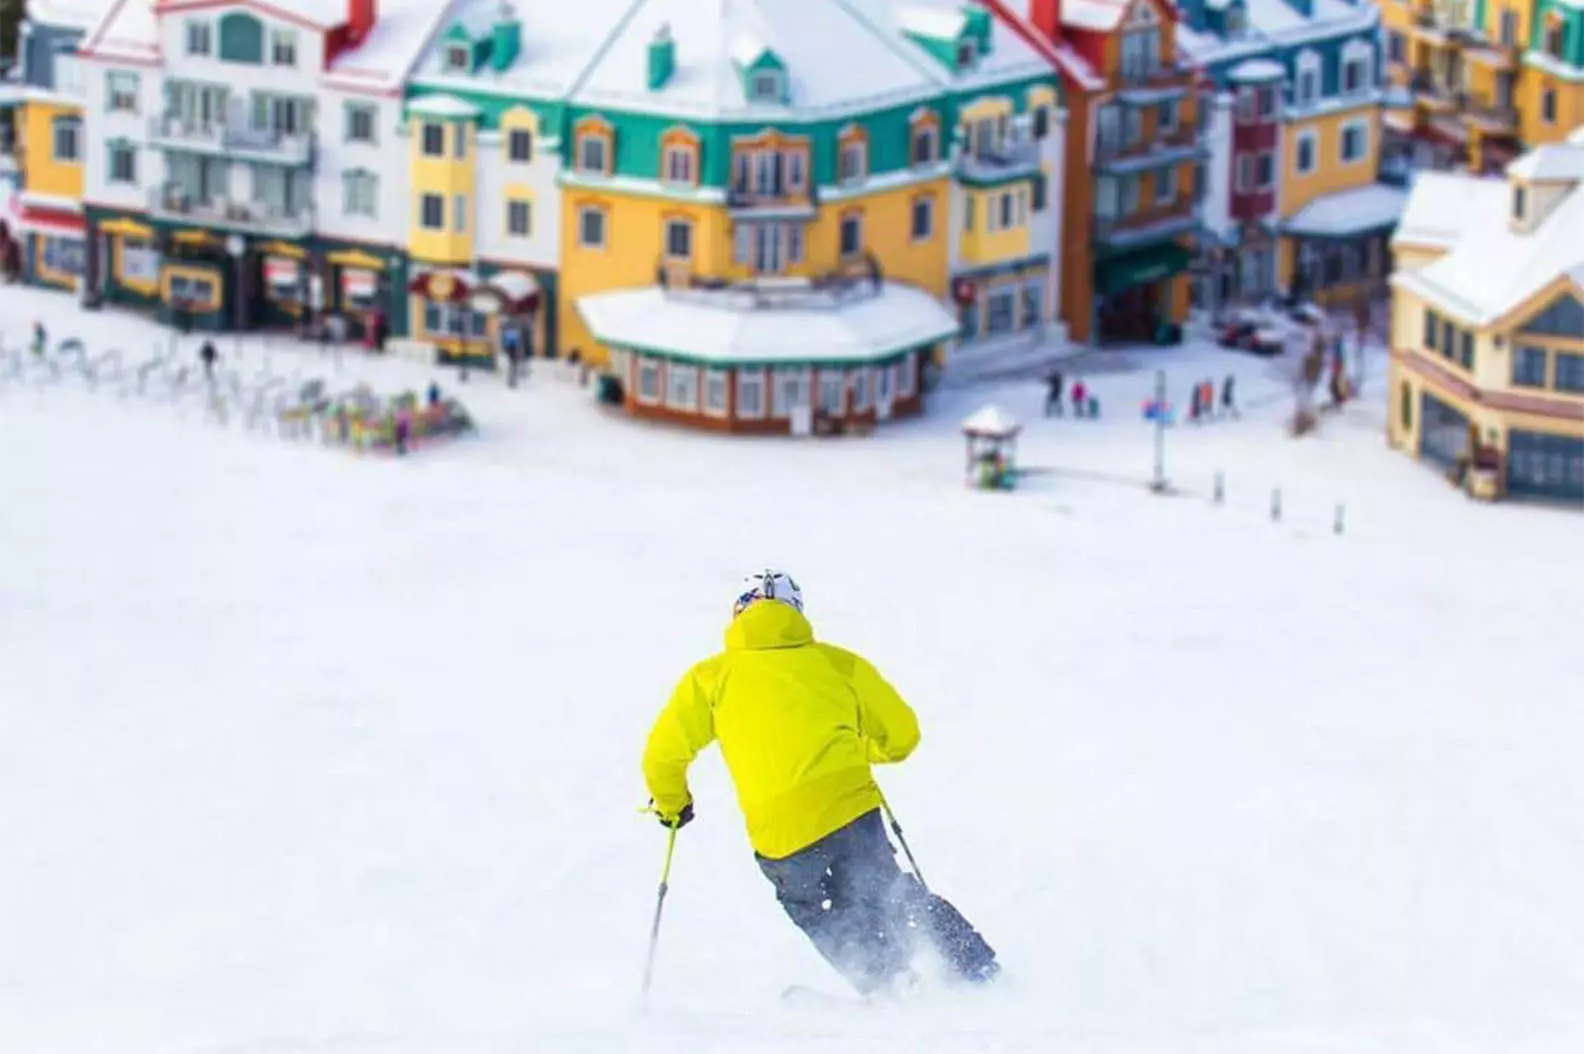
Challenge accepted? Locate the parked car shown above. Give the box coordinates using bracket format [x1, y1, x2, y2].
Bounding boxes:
[1215, 309, 1289, 356]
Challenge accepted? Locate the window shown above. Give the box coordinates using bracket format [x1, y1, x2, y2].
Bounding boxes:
[445, 43, 471, 73]
[186, 19, 213, 55]
[787, 223, 804, 263]
[1256, 85, 1276, 118]
[662, 144, 695, 184]
[1343, 57, 1368, 93]
[1555, 352, 1584, 392]
[452, 194, 467, 233]
[1545, 24, 1564, 59]
[839, 139, 867, 184]
[1459, 330, 1474, 370]
[1387, 31, 1405, 63]
[1032, 104, 1051, 140]
[787, 151, 807, 190]
[1425, 310, 1441, 351]
[773, 368, 808, 417]
[1514, 345, 1548, 388]
[910, 196, 933, 241]
[986, 287, 1016, 335]
[911, 125, 937, 166]
[1155, 165, 1176, 203]
[750, 70, 783, 102]
[453, 124, 467, 160]
[1121, 173, 1140, 213]
[119, 239, 159, 285]
[578, 205, 607, 248]
[637, 358, 661, 403]
[252, 93, 314, 136]
[346, 103, 377, 144]
[1032, 173, 1048, 212]
[839, 212, 862, 258]
[850, 368, 871, 412]
[818, 371, 845, 415]
[1513, 186, 1526, 219]
[897, 354, 916, 398]
[1236, 154, 1252, 192]
[168, 272, 214, 304]
[1256, 151, 1274, 188]
[664, 218, 692, 259]
[998, 190, 1014, 229]
[419, 193, 444, 230]
[704, 371, 729, 416]
[421, 122, 445, 157]
[51, 117, 80, 162]
[1236, 87, 1254, 122]
[508, 128, 533, 163]
[957, 40, 977, 68]
[507, 199, 531, 237]
[107, 72, 139, 113]
[1296, 132, 1316, 175]
[1022, 279, 1043, 328]
[270, 30, 296, 67]
[577, 133, 609, 174]
[343, 169, 377, 217]
[736, 371, 765, 418]
[666, 364, 699, 410]
[1157, 100, 1178, 135]
[963, 196, 975, 230]
[1340, 122, 1366, 163]
[1542, 88, 1557, 124]
[1519, 294, 1584, 336]
[1399, 383, 1412, 432]
[1500, 10, 1518, 45]
[107, 141, 137, 183]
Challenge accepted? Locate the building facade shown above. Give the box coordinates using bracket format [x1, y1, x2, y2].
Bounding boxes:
[396, 0, 1065, 405]
[997, 0, 1205, 345]
[1, 1, 104, 293]
[1387, 136, 1584, 504]
[72, 0, 450, 334]
[1381, 0, 1584, 175]
[1179, 0, 1404, 311]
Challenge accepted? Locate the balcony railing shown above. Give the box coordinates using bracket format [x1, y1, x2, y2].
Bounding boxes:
[148, 114, 315, 168]
[1463, 99, 1519, 133]
[1092, 198, 1199, 248]
[148, 184, 315, 238]
[1094, 125, 1203, 168]
[726, 181, 818, 212]
[1117, 60, 1192, 90]
[954, 137, 1041, 183]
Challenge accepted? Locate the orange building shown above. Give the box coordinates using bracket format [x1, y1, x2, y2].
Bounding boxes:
[990, 0, 1204, 345]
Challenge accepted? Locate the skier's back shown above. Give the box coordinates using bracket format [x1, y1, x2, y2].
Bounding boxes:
[643, 571, 997, 994]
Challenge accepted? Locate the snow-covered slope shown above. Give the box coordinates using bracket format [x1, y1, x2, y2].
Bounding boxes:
[2, 289, 1582, 1053]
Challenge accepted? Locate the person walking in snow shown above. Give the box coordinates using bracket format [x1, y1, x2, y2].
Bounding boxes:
[1188, 381, 1203, 423]
[1070, 379, 1088, 419]
[1044, 371, 1064, 417]
[30, 320, 46, 358]
[1221, 373, 1238, 419]
[643, 571, 998, 996]
[198, 339, 217, 382]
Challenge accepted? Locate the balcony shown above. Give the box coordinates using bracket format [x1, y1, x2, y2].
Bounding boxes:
[147, 184, 315, 239]
[1409, 69, 1463, 112]
[1093, 127, 1206, 175]
[955, 137, 1041, 187]
[725, 181, 818, 218]
[147, 114, 315, 169]
[1092, 200, 1199, 251]
[1116, 61, 1194, 104]
[1463, 99, 1519, 135]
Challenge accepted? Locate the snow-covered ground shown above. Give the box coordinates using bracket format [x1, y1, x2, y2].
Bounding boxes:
[3, 286, 1582, 1054]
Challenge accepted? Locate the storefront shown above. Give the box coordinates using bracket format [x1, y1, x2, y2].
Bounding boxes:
[1093, 241, 1190, 343]
[1507, 429, 1584, 503]
[258, 242, 315, 327]
[90, 214, 162, 309]
[408, 269, 493, 365]
[156, 230, 230, 331]
[1418, 389, 1470, 471]
[577, 280, 959, 435]
[1280, 184, 1407, 307]
[951, 257, 1051, 346]
[17, 202, 86, 292]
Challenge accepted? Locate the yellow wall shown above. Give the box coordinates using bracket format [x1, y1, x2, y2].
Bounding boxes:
[22, 101, 84, 199]
[961, 184, 1032, 267]
[407, 118, 477, 265]
[1520, 71, 1584, 148]
[1392, 242, 1450, 273]
[558, 179, 952, 367]
[1279, 104, 1380, 218]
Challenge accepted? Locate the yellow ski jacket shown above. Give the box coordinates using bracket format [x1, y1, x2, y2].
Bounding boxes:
[643, 601, 920, 860]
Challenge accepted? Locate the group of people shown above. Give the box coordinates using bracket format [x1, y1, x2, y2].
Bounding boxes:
[1188, 375, 1238, 422]
[1044, 371, 1100, 419]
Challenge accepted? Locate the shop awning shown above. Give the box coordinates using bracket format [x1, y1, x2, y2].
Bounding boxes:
[13, 205, 85, 236]
[1283, 184, 1408, 240]
[1094, 243, 1190, 296]
[407, 269, 472, 303]
[471, 270, 541, 314]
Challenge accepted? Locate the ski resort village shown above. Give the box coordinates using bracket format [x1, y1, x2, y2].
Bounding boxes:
[1, 0, 1582, 1052]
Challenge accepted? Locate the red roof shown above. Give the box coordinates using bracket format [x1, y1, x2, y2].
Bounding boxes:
[979, 0, 1106, 93]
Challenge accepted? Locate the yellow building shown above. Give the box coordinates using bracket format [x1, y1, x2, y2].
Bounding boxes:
[1387, 137, 1584, 503]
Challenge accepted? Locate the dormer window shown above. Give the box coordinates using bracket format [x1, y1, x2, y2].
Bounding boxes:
[1513, 185, 1526, 220]
[445, 43, 472, 73]
[1225, 7, 1245, 35]
[749, 70, 783, 103]
[575, 117, 614, 175]
[957, 40, 977, 69]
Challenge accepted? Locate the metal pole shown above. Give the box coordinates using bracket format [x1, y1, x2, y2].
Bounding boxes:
[877, 791, 927, 892]
[1150, 368, 1168, 492]
[641, 826, 679, 999]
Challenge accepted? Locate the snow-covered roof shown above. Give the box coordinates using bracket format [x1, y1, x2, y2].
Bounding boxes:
[576, 281, 960, 366]
[1062, 0, 1128, 31]
[1391, 164, 1584, 325]
[976, 0, 1106, 91]
[896, 4, 969, 39]
[961, 404, 1020, 437]
[489, 270, 540, 302]
[24, 0, 116, 32]
[1507, 143, 1584, 183]
[1283, 183, 1407, 239]
[1228, 58, 1285, 82]
[82, 0, 454, 88]
[412, 0, 1052, 121]
[1391, 171, 1508, 250]
[406, 93, 482, 119]
[1179, 0, 1378, 68]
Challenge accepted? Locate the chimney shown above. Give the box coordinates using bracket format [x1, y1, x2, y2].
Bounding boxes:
[491, 3, 521, 72]
[348, 0, 376, 42]
[1029, 0, 1062, 39]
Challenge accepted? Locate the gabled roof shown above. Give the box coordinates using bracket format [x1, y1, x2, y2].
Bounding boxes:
[1391, 171, 1508, 250]
[1507, 143, 1584, 183]
[977, 0, 1106, 91]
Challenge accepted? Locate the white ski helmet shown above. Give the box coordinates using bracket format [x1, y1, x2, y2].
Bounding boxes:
[733, 569, 804, 617]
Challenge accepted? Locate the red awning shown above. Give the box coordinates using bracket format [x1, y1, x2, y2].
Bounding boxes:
[407, 269, 471, 302]
[16, 205, 84, 235]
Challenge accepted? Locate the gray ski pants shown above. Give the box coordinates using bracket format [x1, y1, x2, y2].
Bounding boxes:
[756, 808, 996, 993]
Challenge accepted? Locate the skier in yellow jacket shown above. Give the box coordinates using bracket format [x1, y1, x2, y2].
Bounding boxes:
[643, 570, 997, 993]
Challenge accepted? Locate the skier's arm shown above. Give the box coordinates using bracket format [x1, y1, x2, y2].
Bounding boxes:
[642, 663, 718, 821]
[851, 657, 920, 764]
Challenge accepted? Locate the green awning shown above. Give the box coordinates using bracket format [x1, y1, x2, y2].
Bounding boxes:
[1094, 243, 1190, 296]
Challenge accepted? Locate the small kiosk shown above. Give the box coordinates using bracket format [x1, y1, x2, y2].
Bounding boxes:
[961, 404, 1020, 490]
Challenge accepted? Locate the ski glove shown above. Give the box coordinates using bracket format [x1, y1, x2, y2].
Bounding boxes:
[653, 800, 695, 831]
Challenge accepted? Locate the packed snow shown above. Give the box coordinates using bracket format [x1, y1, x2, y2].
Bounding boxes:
[3, 286, 1583, 1054]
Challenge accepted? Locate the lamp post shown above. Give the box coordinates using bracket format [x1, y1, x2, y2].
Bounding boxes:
[224, 234, 245, 364]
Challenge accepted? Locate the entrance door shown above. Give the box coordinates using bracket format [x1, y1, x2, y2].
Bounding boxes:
[1508, 429, 1584, 502]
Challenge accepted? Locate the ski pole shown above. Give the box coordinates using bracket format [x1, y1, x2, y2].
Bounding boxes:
[641, 824, 679, 999]
[877, 791, 928, 892]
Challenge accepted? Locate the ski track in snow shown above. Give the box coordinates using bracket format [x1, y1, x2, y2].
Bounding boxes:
[2, 287, 1583, 1053]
